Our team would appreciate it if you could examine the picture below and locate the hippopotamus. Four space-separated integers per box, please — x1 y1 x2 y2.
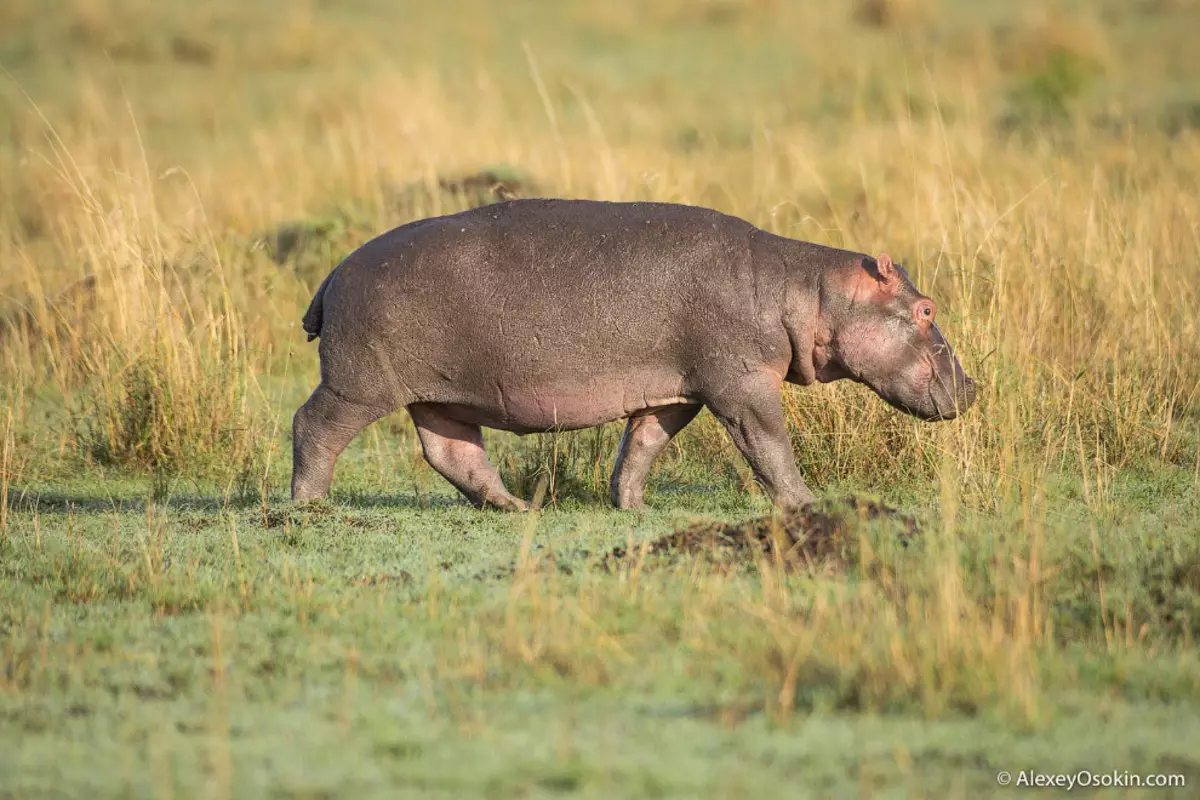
291 199 976 510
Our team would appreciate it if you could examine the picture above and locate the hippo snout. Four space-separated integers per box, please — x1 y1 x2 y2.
931 375 976 421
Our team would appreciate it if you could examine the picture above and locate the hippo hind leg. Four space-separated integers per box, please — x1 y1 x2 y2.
408 404 527 511
292 384 392 501
610 404 702 510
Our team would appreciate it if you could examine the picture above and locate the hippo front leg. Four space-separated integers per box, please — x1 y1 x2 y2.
703 374 817 509
610 404 702 509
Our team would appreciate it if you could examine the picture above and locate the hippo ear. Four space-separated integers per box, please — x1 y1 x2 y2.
872 253 902 293
876 252 896 280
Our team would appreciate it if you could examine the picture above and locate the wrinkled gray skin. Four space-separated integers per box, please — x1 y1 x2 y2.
292 199 976 510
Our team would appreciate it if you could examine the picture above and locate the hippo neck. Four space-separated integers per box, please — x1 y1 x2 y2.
772 235 860 385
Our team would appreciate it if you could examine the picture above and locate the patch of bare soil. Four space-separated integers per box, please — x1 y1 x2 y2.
608 497 919 573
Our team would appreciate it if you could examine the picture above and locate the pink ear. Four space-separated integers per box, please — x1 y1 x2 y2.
876 252 895 280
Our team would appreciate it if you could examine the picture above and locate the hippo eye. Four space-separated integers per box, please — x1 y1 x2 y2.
913 300 936 323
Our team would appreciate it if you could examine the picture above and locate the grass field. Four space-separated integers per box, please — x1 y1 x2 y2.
2 0 1199 796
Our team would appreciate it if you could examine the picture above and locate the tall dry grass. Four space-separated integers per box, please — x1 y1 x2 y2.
0 8 1197 509
1 86 270 488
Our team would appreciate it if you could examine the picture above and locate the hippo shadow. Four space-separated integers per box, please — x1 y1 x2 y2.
3 486 470 517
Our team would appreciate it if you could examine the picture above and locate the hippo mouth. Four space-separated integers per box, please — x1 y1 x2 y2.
924 375 978 421
881 395 948 422
878 376 977 422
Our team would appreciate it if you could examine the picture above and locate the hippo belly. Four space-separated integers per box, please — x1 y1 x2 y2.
420 368 698 434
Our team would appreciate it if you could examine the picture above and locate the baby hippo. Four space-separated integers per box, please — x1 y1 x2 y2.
291 199 976 509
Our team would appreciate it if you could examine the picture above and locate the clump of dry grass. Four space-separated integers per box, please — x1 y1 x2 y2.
76 328 263 476
493 425 621 507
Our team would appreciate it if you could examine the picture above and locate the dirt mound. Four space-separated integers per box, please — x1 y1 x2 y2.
608 497 919 572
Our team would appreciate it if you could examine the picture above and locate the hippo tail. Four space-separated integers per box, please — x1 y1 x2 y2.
301 270 334 342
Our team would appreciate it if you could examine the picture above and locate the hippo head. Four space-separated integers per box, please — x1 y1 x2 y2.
820 253 976 421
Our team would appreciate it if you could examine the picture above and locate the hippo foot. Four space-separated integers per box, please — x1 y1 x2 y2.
477 495 529 512
609 487 646 510
775 487 818 510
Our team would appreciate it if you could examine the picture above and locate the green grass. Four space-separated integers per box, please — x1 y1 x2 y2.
2 439 1199 797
